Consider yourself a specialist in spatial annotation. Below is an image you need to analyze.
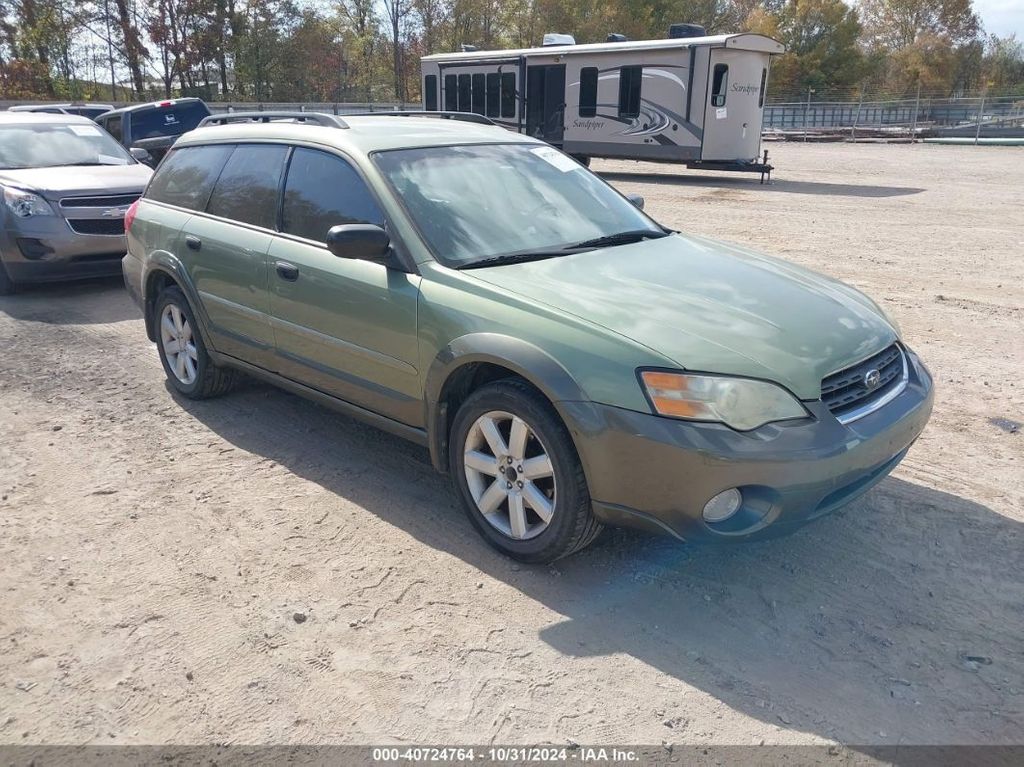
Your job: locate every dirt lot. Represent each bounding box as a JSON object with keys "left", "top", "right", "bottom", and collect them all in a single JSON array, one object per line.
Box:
[{"left": 1, "top": 143, "right": 1022, "bottom": 748}]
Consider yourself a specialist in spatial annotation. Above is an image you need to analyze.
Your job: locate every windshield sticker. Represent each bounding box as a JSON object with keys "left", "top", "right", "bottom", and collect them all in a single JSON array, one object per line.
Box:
[
  {"left": 164, "top": 114, "right": 179, "bottom": 125},
  {"left": 530, "top": 146, "right": 579, "bottom": 173},
  {"left": 67, "top": 124, "right": 102, "bottom": 136},
  {"left": 97, "top": 154, "right": 128, "bottom": 165}
]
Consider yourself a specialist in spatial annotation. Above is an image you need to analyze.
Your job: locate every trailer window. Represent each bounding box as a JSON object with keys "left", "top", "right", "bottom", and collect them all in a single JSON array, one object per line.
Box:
[
  {"left": 425, "top": 75, "right": 438, "bottom": 111},
  {"left": 758, "top": 67, "right": 767, "bottom": 108},
  {"left": 711, "top": 64, "right": 729, "bottom": 107},
  {"left": 486, "top": 73, "right": 500, "bottom": 117},
  {"left": 579, "top": 67, "right": 598, "bottom": 118},
  {"left": 444, "top": 75, "right": 457, "bottom": 111},
  {"left": 457, "top": 74, "right": 471, "bottom": 112},
  {"left": 471, "top": 73, "right": 485, "bottom": 115},
  {"left": 501, "top": 72, "right": 516, "bottom": 118},
  {"left": 618, "top": 66, "right": 642, "bottom": 119}
]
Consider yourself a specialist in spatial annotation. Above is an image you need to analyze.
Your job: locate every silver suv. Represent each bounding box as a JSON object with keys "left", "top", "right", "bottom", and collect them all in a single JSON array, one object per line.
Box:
[{"left": 0, "top": 112, "right": 152, "bottom": 293}]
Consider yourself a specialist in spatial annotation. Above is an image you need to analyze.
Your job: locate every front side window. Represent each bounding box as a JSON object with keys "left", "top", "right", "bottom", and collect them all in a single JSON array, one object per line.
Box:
[
  {"left": 0, "top": 121, "right": 132, "bottom": 170},
  {"left": 443, "top": 75, "right": 458, "bottom": 111},
  {"left": 206, "top": 144, "right": 288, "bottom": 229},
  {"left": 618, "top": 65, "right": 642, "bottom": 118},
  {"left": 282, "top": 148, "right": 383, "bottom": 243},
  {"left": 146, "top": 145, "right": 233, "bottom": 210},
  {"left": 424, "top": 75, "right": 438, "bottom": 111},
  {"left": 711, "top": 64, "right": 729, "bottom": 107},
  {"left": 373, "top": 143, "right": 661, "bottom": 267},
  {"left": 579, "top": 67, "right": 598, "bottom": 118},
  {"left": 758, "top": 67, "right": 767, "bottom": 108}
]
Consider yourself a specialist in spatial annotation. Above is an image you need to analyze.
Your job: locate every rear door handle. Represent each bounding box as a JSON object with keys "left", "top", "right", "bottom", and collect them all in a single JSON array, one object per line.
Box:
[
  {"left": 185, "top": 235, "right": 201, "bottom": 251},
  {"left": 275, "top": 261, "right": 299, "bottom": 281}
]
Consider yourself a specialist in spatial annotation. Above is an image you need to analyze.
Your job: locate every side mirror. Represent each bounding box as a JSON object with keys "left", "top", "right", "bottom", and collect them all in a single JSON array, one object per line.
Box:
[
  {"left": 130, "top": 147, "right": 154, "bottom": 166},
  {"left": 627, "top": 194, "right": 645, "bottom": 210},
  {"left": 326, "top": 224, "right": 392, "bottom": 263}
]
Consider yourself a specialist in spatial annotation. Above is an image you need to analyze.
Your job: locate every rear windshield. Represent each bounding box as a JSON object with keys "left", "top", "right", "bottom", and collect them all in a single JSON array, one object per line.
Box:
[{"left": 129, "top": 102, "right": 210, "bottom": 140}]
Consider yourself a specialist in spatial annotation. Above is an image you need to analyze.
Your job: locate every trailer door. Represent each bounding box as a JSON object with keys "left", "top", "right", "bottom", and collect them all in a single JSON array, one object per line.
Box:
[
  {"left": 701, "top": 49, "right": 768, "bottom": 162},
  {"left": 525, "top": 64, "right": 566, "bottom": 145}
]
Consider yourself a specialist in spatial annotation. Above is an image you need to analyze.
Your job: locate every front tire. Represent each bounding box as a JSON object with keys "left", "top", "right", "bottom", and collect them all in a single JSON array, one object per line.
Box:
[
  {"left": 154, "top": 286, "right": 234, "bottom": 399},
  {"left": 449, "top": 379, "right": 602, "bottom": 563}
]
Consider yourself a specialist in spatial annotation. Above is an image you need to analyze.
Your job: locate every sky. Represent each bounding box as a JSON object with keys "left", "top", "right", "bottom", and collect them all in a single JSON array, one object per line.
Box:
[{"left": 974, "top": 0, "right": 1024, "bottom": 37}]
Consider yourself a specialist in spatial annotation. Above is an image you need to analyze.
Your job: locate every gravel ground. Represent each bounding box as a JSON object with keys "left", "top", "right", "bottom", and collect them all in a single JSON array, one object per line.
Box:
[{"left": 0, "top": 142, "right": 1021, "bottom": 748}]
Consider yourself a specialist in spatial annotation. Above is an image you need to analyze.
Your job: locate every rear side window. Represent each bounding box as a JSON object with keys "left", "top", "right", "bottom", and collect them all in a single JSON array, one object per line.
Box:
[
  {"left": 281, "top": 148, "right": 384, "bottom": 243},
  {"left": 424, "top": 75, "right": 438, "bottom": 111},
  {"left": 579, "top": 67, "right": 598, "bottom": 118},
  {"left": 146, "top": 145, "right": 232, "bottom": 211},
  {"left": 206, "top": 144, "right": 288, "bottom": 229},
  {"left": 105, "top": 115, "right": 123, "bottom": 142},
  {"left": 443, "top": 75, "right": 457, "bottom": 111},
  {"left": 618, "top": 65, "right": 642, "bottom": 118},
  {"left": 711, "top": 64, "right": 729, "bottom": 107},
  {"left": 501, "top": 72, "right": 516, "bottom": 118}
]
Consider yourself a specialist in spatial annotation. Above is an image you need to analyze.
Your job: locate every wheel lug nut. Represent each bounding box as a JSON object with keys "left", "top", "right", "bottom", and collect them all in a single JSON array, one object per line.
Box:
[
  {"left": 517, "top": 481, "right": 523, "bottom": 489},
  {"left": 517, "top": 466, "right": 523, "bottom": 473},
  {"left": 506, "top": 482, "right": 513, "bottom": 490},
  {"left": 507, "top": 456, "right": 513, "bottom": 464}
]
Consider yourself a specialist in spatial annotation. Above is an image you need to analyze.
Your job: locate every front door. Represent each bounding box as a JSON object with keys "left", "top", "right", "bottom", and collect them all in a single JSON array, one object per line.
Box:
[
  {"left": 267, "top": 147, "right": 421, "bottom": 425},
  {"left": 526, "top": 64, "right": 566, "bottom": 144},
  {"left": 701, "top": 49, "right": 769, "bottom": 162}
]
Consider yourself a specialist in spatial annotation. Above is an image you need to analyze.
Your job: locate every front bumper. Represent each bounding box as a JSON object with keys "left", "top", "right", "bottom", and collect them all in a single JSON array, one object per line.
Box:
[
  {"left": 561, "top": 349, "right": 934, "bottom": 542},
  {"left": 0, "top": 215, "right": 126, "bottom": 284}
]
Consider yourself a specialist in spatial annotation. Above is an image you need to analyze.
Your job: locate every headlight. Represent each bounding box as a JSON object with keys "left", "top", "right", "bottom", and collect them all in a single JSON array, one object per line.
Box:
[
  {"left": 639, "top": 370, "right": 809, "bottom": 431},
  {"left": 3, "top": 187, "right": 55, "bottom": 218}
]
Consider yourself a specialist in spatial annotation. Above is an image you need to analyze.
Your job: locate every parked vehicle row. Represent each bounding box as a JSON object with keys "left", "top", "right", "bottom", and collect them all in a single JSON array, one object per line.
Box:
[{"left": 114, "top": 110, "right": 934, "bottom": 562}]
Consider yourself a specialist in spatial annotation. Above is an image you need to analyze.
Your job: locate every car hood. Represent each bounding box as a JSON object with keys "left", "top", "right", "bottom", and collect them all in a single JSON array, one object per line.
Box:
[
  {"left": 0, "top": 164, "right": 152, "bottom": 200},
  {"left": 466, "top": 233, "right": 898, "bottom": 400}
]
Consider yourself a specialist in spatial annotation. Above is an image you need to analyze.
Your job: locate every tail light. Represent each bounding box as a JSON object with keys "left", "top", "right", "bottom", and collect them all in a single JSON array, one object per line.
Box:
[{"left": 124, "top": 199, "right": 140, "bottom": 232}]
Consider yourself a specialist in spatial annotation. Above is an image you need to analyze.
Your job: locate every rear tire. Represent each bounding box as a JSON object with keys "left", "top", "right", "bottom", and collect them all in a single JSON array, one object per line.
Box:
[
  {"left": 154, "top": 286, "right": 235, "bottom": 399},
  {"left": 0, "top": 261, "right": 16, "bottom": 295},
  {"left": 449, "top": 379, "right": 602, "bottom": 563}
]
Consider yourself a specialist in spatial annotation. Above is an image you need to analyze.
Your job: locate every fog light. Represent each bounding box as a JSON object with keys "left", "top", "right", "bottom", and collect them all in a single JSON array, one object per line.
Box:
[{"left": 703, "top": 488, "right": 743, "bottom": 523}]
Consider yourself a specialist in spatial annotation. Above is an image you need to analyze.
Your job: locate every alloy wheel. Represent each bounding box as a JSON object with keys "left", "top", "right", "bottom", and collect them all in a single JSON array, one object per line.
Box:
[
  {"left": 463, "top": 410, "right": 556, "bottom": 540},
  {"left": 160, "top": 303, "right": 198, "bottom": 386}
]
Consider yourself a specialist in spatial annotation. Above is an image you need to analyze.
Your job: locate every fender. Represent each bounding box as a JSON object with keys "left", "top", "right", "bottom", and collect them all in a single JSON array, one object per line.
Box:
[
  {"left": 424, "top": 332, "right": 590, "bottom": 472},
  {"left": 141, "top": 252, "right": 218, "bottom": 358}
]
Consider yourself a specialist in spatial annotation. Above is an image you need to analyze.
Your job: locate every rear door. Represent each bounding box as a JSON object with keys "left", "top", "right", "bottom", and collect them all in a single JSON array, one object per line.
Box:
[
  {"left": 180, "top": 143, "right": 286, "bottom": 365},
  {"left": 267, "top": 147, "right": 421, "bottom": 424},
  {"left": 526, "top": 64, "right": 566, "bottom": 144},
  {"left": 701, "top": 49, "right": 769, "bottom": 162}
]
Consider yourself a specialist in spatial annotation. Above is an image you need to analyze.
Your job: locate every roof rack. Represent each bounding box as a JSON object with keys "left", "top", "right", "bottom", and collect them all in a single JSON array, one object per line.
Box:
[
  {"left": 198, "top": 111, "right": 350, "bottom": 129},
  {"left": 341, "top": 111, "right": 498, "bottom": 126}
]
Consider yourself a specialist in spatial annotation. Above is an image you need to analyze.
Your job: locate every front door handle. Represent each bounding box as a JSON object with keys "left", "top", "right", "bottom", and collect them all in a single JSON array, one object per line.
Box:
[
  {"left": 275, "top": 261, "right": 299, "bottom": 281},
  {"left": 185, "top": 235, "right": 201, "bottom": 251}
]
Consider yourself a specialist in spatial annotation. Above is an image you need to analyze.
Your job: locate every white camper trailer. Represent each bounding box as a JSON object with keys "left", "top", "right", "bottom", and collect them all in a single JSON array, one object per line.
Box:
[{"left": 420, "top": 31, "right": 785, "bottom": 177}]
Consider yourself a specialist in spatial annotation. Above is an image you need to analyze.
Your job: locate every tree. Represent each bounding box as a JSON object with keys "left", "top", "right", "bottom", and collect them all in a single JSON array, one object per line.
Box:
[
  {"left": 860, "top": 0, "right": 980, "bottom": 50},
  {"left": 769, "top": 0, "right": 864, "bottom": 95}
]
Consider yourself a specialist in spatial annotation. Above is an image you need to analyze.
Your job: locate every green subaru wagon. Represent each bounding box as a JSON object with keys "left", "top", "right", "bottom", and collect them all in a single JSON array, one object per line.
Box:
[{"left": 122, "top": 111, "right": 934, "bottom": 563}]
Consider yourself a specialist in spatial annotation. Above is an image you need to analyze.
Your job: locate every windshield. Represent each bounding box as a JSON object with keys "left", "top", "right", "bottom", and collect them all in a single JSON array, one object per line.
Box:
[
  {"left": 373, "top": 143, "right": 663, "bottom": 266},
  {"left": 0, "top": 122, "right": 133, "bottom": 170},
  {"left": 130, "top": 102, "right": 210, "bottom": 140}
]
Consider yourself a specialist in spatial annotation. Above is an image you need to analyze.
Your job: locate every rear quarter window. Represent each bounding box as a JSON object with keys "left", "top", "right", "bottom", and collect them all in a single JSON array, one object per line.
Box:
[{"left": 145, "top": 145, "right": 232, "bottom": 211}]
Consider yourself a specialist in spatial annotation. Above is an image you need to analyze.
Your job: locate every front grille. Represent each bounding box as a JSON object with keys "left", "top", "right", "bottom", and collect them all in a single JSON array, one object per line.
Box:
[
  {"left": 67, "top": 218, "right": 125, "bottom": 236},
  {"left": 60, "top": 194, "right": 140, "bottom": 208},
  {"left": 822, "top": 344, "right": 905, "bottom": 419}
]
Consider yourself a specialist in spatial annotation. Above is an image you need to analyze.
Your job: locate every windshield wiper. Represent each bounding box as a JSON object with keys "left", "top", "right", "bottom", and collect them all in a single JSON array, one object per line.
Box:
[
  {"left": 457, "top": 246, "right": 592, "bottom": 270},
  {"left": 569, "top": 228, "right": 669, "bottom": 250}
]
